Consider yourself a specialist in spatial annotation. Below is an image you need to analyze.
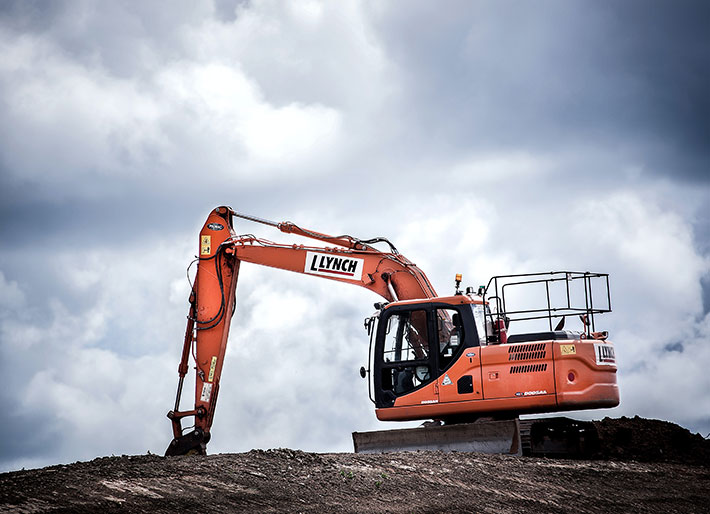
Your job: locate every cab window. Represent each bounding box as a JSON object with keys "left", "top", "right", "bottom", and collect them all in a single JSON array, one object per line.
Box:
[
  {"left": 436, "top": 308, "right": 465, "bottom": 370},
  {"left": 380, "top": 309, "right": 431, "bottom": 397},
  {"left": 382, "top": 309, "right": 429, "bottom": 362}
]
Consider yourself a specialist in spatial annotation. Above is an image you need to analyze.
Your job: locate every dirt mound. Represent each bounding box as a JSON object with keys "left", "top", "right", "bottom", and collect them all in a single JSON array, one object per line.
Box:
[
  {"left": 1, "top": 417, "right": 708, "bottom": 513},
  {"left": 2, "top": 450, "right": 709, "bottom": 513},
  {"left": 594, "top": 416, "right": 710, "bottom": 465}
]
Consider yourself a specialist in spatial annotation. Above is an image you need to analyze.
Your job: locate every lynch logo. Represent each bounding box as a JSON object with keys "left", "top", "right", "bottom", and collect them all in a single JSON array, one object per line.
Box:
[
  {"left": 304, "top": 251, "right": 364, "bottom": 281},
  {"left": 594, "top": 343, "right": 616, "bottom": 366}
]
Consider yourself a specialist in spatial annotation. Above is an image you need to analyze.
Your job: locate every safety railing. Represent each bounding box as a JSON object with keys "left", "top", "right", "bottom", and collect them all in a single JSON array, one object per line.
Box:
[{"left": 483, "top": 271, "right": 611, "bottom": 338}]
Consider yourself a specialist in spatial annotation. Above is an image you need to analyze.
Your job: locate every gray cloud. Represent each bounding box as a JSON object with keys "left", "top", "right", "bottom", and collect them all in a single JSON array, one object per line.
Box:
[{"left": 371, "top": 0, "right": 710, "bottom": 179}]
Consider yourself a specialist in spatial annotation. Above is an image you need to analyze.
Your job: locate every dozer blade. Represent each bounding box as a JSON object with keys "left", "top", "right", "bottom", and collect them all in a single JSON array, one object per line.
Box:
[
  {"left": 352, "top": 419, "right": 521, "bottom": 455},
  {"left": 165, "top": 428, "right": 210, "bottom": 456}
]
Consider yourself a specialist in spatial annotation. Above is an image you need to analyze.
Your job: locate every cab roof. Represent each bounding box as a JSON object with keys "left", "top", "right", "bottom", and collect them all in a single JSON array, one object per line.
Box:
[{"left": 384, "top": 294, "right": 485, "bottom": 309}]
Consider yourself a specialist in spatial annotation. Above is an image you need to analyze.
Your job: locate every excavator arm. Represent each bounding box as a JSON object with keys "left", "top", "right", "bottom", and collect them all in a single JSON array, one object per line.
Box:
[{"left": 165, "top": 206, "right": 437, "bottom": 455}]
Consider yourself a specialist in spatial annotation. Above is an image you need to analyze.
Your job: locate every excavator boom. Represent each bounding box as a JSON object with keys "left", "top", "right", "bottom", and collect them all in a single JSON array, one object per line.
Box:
[{"left": 166, "top": 206, "right": 437, "bottom": 455}]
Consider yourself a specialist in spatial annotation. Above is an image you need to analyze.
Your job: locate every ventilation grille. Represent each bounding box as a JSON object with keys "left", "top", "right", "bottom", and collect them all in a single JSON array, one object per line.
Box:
[
  {"left": 510, "top": 363, "right": 548, "bottom": 374},
  {"left": 508, "top": 343, "right": 547, "bottom": 361}
]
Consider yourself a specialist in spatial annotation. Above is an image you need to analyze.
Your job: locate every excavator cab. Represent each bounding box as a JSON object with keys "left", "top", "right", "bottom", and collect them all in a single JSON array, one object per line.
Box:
[
  {"left": 370, "top": 298, "right": 481, "bottom": 410},
  {"left": 366, "top": 272, "right": 618, "bottom": 424}
]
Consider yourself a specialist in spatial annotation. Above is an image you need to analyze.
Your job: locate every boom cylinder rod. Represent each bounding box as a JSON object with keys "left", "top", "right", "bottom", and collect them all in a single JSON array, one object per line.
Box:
[
  {"left": 383, "top": 273, "right": 399, "bottom": 301},
  {"left": 174, "top": 297, "right": 196, "bottom": 412},
  {"left": 231, "top": 208, "right": 368, "bottom": 251},
  {"left": 231, "top": 210, "right": 280, "bottom": 228},
  {"left": 173, "top": 376, "right": 185, "bottom": 413}
]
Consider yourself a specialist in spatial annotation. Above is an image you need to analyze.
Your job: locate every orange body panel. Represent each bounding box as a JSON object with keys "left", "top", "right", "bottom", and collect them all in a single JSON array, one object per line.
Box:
[
  {"left": 554, "top": 340, "right": 619, "bottom": 410},
  {"left": 437, "top": 350, "right": 483, "bottom": 404},
  {"left": 377, "top": 338, "right": 618, "bottom": 421},
  {"left": 480, "top": 342, "right": 556, "bottom": 400}
]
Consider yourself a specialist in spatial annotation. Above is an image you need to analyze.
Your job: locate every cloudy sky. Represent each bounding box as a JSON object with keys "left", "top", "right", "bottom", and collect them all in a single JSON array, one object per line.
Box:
[{"left": 1, "top": 0, "right": 709, "bottom": 472}]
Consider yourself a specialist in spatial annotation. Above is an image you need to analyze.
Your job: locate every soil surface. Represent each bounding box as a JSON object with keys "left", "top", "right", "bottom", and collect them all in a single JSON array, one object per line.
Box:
[{"left": 2, "top": 417, "right": 708, "bottom": 513}]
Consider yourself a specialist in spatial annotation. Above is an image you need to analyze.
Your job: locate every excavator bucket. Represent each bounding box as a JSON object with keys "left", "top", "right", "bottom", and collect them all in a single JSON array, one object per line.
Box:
[
  {"left": 165, "top": 429, "right": 210, "bottom": 457},
  {"left": 352, "top": 419, "right": 522, "bottom": 455}
]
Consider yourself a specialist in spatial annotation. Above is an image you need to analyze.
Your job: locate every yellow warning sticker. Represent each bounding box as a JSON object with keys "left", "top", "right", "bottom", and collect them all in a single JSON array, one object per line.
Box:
[
  {"left": 208, "top": 356, "right": 217, "bottom": 382},
  {"left": 201, "top": 235, "right": 211, "bottom": 256},
  {"left": 560, "top": 344, "right": 576, "bottom": 355}
]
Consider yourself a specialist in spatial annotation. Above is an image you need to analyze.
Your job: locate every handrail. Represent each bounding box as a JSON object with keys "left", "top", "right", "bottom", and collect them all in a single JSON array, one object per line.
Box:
[{"left": 483, "top": 271, "right": 611, "bottom": 339}]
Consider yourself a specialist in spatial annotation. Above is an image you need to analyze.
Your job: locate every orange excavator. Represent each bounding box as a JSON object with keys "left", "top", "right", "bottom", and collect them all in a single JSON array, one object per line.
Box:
[{"left": 165, "top": 206, "right": 619, "bottom": 456}]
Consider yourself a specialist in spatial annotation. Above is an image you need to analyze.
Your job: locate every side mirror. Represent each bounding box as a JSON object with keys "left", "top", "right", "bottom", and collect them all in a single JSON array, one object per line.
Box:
[{"left": 359, "top": 366, "right": 367, "bottom": 378}]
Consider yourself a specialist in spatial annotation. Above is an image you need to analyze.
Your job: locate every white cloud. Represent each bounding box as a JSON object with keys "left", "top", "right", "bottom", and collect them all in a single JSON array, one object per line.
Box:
[
  {"left": 155, "top": 61, "right": 343, "bottom": 174},
  {"left": 0, "top": 12, "right": 347, "bottom": 194},
  {"left": 449, "top": 152, "right": 553, "bottom": 185},
  {"left": 567, "top": 193, "right": 707, "bottom": 349}
]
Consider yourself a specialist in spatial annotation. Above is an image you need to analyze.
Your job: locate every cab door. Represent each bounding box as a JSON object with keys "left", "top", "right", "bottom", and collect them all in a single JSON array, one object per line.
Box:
[
  {"left": 373, "top": 306, "right": 439, "bottom": 408},
  {"left": 434, "top": 306, "right": 483, "bottom": 404}
]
